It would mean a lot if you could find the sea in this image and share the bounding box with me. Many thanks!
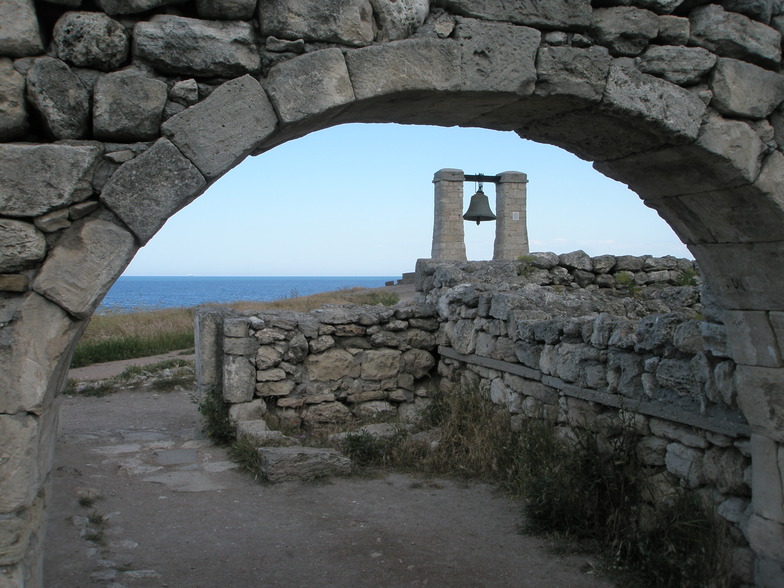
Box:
[98,276,399,314]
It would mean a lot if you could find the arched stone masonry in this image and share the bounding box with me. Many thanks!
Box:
[2,0,784,584]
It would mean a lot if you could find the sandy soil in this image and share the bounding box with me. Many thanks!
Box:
[44,385,613,588]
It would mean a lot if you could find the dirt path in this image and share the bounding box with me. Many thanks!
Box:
[44,386,613,588]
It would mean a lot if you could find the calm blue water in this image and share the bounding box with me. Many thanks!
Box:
[98,276,399,313]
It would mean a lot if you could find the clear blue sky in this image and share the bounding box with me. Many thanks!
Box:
[124,123,692,277]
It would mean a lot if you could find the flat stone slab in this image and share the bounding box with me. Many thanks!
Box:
[258,446,352,483]
[142,471,226,492]
[153,448,199,466]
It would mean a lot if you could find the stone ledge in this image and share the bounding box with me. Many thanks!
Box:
[439,346,751,438]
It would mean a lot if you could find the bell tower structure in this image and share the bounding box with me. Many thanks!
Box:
[430,169,528,261]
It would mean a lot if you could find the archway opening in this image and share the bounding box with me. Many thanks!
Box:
[123,123,690,282]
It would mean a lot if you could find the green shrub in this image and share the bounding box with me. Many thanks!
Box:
[392,388,732,586]
[341,431,387,466]
[193,387,235,445]
[615,271,641,297]
[674,268,699,287]
[517,255,537,277]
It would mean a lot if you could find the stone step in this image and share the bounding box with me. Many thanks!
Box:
[236,419,298,446]
[258,446,352,483]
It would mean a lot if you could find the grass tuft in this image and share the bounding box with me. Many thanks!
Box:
[615,271,641,297]
[193,387,236,445]
[228,435,267,482]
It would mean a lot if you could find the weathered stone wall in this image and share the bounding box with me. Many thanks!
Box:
[198,254,758,581]
[418,255,755,582]
[196,303,439,430]
[3,0,784,585]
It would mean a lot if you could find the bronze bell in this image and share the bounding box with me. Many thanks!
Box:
[463,189,496,225]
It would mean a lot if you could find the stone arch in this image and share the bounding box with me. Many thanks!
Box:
[2,1,784,584]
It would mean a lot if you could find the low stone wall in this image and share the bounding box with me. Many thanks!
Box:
[416,251,699,291]
[196,304,439,428]
[196,254,754,582]
[419,254,753,582]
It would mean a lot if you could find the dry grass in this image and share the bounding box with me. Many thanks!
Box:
[82,307,195,344]
[72,307,195,367]
[72,287,399,367]
[228,287,399,313]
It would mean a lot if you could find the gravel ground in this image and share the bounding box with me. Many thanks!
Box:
[44,382,613,588]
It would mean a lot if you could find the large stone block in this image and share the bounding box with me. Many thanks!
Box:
[133,15,260,77]
[689,4,781,69]
[736,365,784,441]
[0,0,43,57]
[534,46,611,102]
[306,348,360,380]
[163,75,278,179]
[724,310,781,367]
[691,242,784,311]
[746,513,784,563]
[594,115,763,200]
[345,38,460,100]
[0,294,83,414]
[438,0,591,30]
[519,63,704,161]
[53,11,129,71]
[26,57,90,140]
[33,218,136,319]
[361,349,402,380]
[402,348,435,378]
[0,498,43,567]
[636,46,716,86]
[259,446,352,483]
[264,48,354,124]
[223,354,255,402]
[454,18,539,95]
[258,0,374,47]
[710,58,784,120]
[656,14,689,44]
[0,415,39,513]
[751,434,784,523]
[724,0,776,23]
[196,0,257,20]
[0,219,44,272]
[554,342,601,384]
[98,0,186,15]
[666,176,781,248]
[589,7,659,57]
[601,62,704,144]
[0,143,102,217]
[93,70,168,141]
[664,442,705,487]
[100,139,206,244]
[194,307,227,393]
[0,57,27,140]
[371,0,428,42]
